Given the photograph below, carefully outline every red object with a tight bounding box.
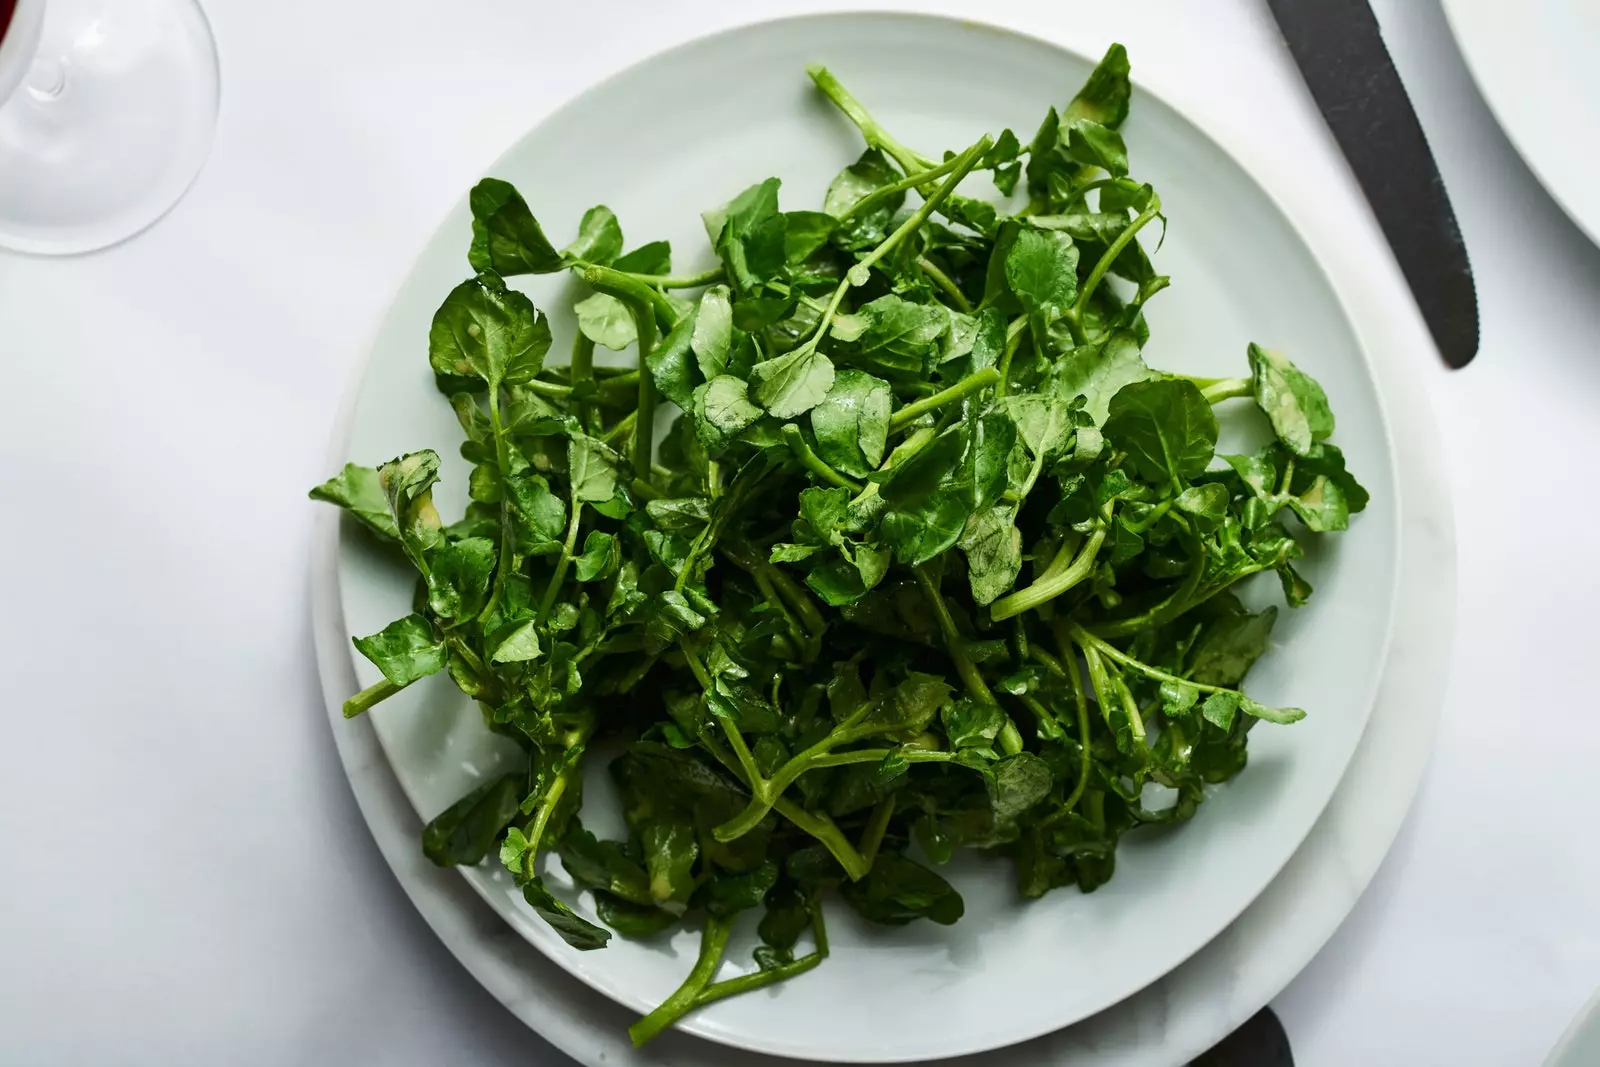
[0,0,15,44]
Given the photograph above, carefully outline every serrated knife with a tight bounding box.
[1265,0,1479,368]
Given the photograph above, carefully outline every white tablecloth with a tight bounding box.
[2,1,1596,1063]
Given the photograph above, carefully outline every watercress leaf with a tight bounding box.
[426,536,496,619]
[691,285,733,380]
[352,614,446,687]
[428,273,552,388]
[810,369,892,479]
[1160,681,1200,717]
[559,824,651,904]
[310,463,400,540]
[1248,344,1334,455]
[1299,442,1369,514]
[1278,561,1314,607]
[1051,332,1155,426]
[831,294,948,375]
[467,178,563,276]
[750,346,835,419]
[488,619,542,664]
[1025,108,1063,201]
[1286,473,1350,533]
[422,774,521,866]
[378,451,445,563]
[1064,119,1128,177]
[959,504,1022,605]
[731,293,798,332]
[942,697,1006,750]
[595,895,678,938]
[693,375,765,445]
[1190,605,1277,687]
[841,854,963,926]
[988,752,1053,825]
[1200,690,1242,731]
[575,292,637,351]
[522,878,611,950]
[568,434,621,504]
[644,591,707,653]
[981,219,1024,315]
[504,471,567,554]
[1104,378,1218,483]
[1003,394,1075,462]
[1174,482,1230,530]
[879,422,975,565]
[642,820,698,908]
[1066,43,1133,128]
[806,557,869,606]
[855,672,953,742]
[705,860,780,917]
[574,530,619,582]
[646,309,700,410]
[783,210,837,263]
[563,204,624,266]
[613,240,672,276]
[1005,227,1079,322]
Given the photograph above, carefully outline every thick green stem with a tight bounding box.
[571,333,595,429]
[342,678,400,719]
[476,385,518,624]
[1067,621,1239,696]
[622,264,724,290]
[841,151,976,223]
[914,565,1024,756]
[1197,376,1252,404]
[721,539,826,639]
[536,501,584,624]
[806,65,934,175]
[714,702,875,843]
[858,798,895,870]
[633,305,658,481]
[627,915,733,1046]
[889,368,999,431]
[782,424,862,490]
[580,265,679,327]
[916,255,973,311]
[1072,191,1162,322]
[989,522,1108,621]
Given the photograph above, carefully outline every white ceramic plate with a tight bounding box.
[1547,987,1600,1067]
[329,13,1403,1063]
[1441,0,1600,245]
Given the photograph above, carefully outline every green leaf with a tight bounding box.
[691,285,734,380]
[574,531,619,582]
[749,346,835,419]
[1104,378,1218,483]
[614,240,672,275]
[426,536,496,619]
[567,434,621,504]
[853,672,953,743]
[1248,344,1334,455]
[467,178,564,276]
[1065,43,1133,128]
[353,614,446,687]
[559,824,651,904]
[831,294,948,375]
[1241,697,1306,725]
[1064,119,1128,177]
[841,854,963,926]
[488,619,542,664]
[422,774,522,867]
[1051,332,1155,426]
[1005,228,1079,323]
[310,463,399,540]
[942,698,1006,751]
[564,205,623,266]
[575,292,636,351]
[1190,606,1278,687]
[959,504,1022,605]
[988,752,1052,824]
[504,471,567,554]
[810,369,891,479]
[642,820,698,907]
[646,310,700,409]
[694,375,764,442]
[1174,482,1229,529]
[522,878,612,950]
[377,451,446,566]
[705,860,780,917]
[1200,690,1242,731]
[429,274,552,388]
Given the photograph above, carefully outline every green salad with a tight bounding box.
[312,44,1366,1044]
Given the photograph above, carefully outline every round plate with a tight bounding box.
[329,13,1403,1063]
[1441,0,1600,245]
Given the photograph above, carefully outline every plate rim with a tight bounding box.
[312,9,1455,1065]
[1439,0,1600,247]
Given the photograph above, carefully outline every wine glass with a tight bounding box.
[0,0,219,255]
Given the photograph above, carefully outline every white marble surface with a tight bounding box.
[1,1,1597,1065]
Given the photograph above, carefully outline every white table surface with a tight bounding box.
[2,1,1596,1064]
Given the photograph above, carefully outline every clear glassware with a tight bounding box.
[0,0,219,255]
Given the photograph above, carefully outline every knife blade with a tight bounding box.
[1265,0,1479,368]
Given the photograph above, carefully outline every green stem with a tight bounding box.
[917,255,973,311]
[1072,191,1162,322]
[627,915,733,1046]
[571,333,595,430]
[995,319,1029,394]
[342,678,400,719]
[858,798,895,870]
[911,567,1020,753]
[795,137,991,357]
[1066,621,1239,695]
[536,501,584,624]
[1061,649,1092,815]
[601,409,638,449]
[522,379,572,399]
[888,368,999,431]
[1199,376,1252,404]
[715,702,875,843]
[476,386,517,624]
[580,264,680,327]
[721,539,826,639]
[805,748,957,771]
[782,424,862,491]
[691,948,824,1012]
[622,264,724,290]
[989,522,1108,621]
[629,476,664,501]
[806,65,934,175]
[840,151,977,224]
[633,305,658,481]
[1278,456,1297,496]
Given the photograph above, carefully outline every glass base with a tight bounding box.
[0,0,219,255]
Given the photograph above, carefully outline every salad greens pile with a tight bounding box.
[312,44,1366,1044]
